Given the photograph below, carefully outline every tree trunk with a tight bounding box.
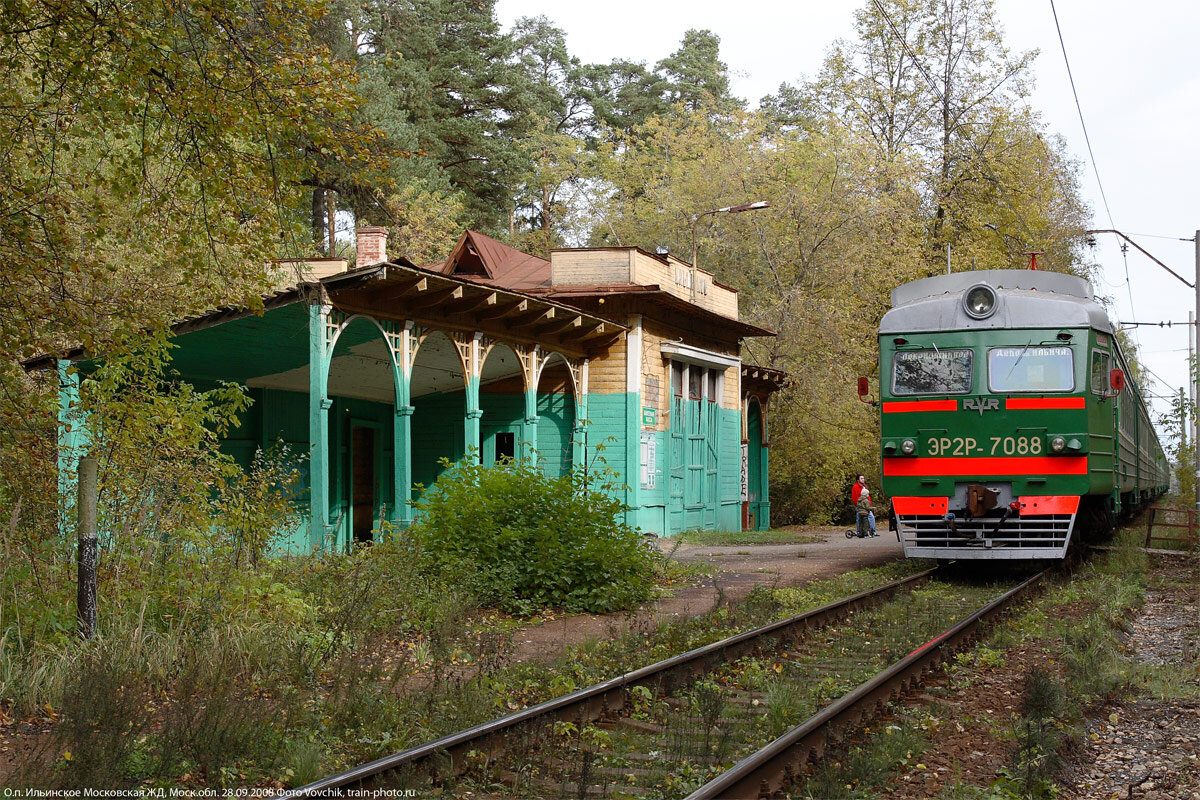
[327,190,337,257]
[312,187,327,254]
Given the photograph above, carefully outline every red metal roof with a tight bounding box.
[439,230,552,291]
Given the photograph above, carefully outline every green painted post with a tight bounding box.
[393,405,414,524]
[308,304,332,549]
[759,443,771,530]
[465,376,482,460]
[523,386,539,463]
[572,395,586,470]
[384,321,414,527]
[57,360,90,540]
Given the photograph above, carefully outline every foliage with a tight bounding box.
[1158,355,1196,507]
[0,0,383,624]
[412,454,655,614]
[0,0,376,370]
[585,0,1094,521]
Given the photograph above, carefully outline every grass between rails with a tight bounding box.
[461,579,1002,799]
[790,525,1200,800]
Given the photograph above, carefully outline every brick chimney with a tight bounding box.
[355,226,389,267]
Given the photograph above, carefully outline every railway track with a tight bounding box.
[276,566,1045,799]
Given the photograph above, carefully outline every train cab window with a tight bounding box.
[892,349,973,395]
[1090,351,1110,394]
[988,346,1074,393]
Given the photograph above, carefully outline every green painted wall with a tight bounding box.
[536,390,575,477]
[587,392,745,537]
[411,391,465,496]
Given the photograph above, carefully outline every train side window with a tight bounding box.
[1090,351,1110,394]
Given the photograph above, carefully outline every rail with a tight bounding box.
[685,569,1046,799]
[272,567,939,798]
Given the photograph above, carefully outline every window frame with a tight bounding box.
[1090,348,1110,395]
[986,345,1076,394]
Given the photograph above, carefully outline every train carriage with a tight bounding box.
[871,270,1169,560]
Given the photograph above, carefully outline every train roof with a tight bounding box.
[881,269,1114,335]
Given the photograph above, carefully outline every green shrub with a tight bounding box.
[412,456,654,614]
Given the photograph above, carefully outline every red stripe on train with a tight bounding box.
[892,496,949,515]
[883,456,1088,476]
[1018,495,1080,515]
[882,400,958,413]
[1005,397,1085,410]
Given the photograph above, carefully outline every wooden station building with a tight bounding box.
[55,228,786,550]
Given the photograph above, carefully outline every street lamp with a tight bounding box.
[690,201,770,302]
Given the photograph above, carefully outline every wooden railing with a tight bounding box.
[1144,506,1199,552]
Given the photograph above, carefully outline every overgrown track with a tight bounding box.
[685,569,1047,799]
[274,568,938,798]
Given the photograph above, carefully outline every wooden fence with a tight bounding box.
[1144,506,1199,552]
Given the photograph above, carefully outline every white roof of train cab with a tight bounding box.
[880,269,1114,335]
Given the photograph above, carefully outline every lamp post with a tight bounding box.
[690,201,770,302]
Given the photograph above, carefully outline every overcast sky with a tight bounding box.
[495,0,1200,429]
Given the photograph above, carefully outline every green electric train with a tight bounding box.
[867,270,1169,560]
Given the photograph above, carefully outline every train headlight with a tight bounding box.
[900,439,916,455]
[963,284,998,319]
[1050,436,1066,453]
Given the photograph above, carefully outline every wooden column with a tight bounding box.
[573,359,589,471]
[464,333,483,460]
[387,321,414,527]
[57,359,90,540]
[308,303,333,549]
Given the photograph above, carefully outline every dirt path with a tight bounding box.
[507,527,904,664]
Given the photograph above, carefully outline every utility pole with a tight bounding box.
[1189,312,1195,454]
[1195,229,1199,512]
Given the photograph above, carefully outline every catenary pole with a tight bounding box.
[1190,311,1195,455]
[1195,230,1199,512]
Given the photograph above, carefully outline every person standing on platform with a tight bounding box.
[855,481,878,537]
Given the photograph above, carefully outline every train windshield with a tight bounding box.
[892,349,973,395]
[988,346,1074,392]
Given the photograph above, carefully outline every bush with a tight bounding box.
[412,456,655,614]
